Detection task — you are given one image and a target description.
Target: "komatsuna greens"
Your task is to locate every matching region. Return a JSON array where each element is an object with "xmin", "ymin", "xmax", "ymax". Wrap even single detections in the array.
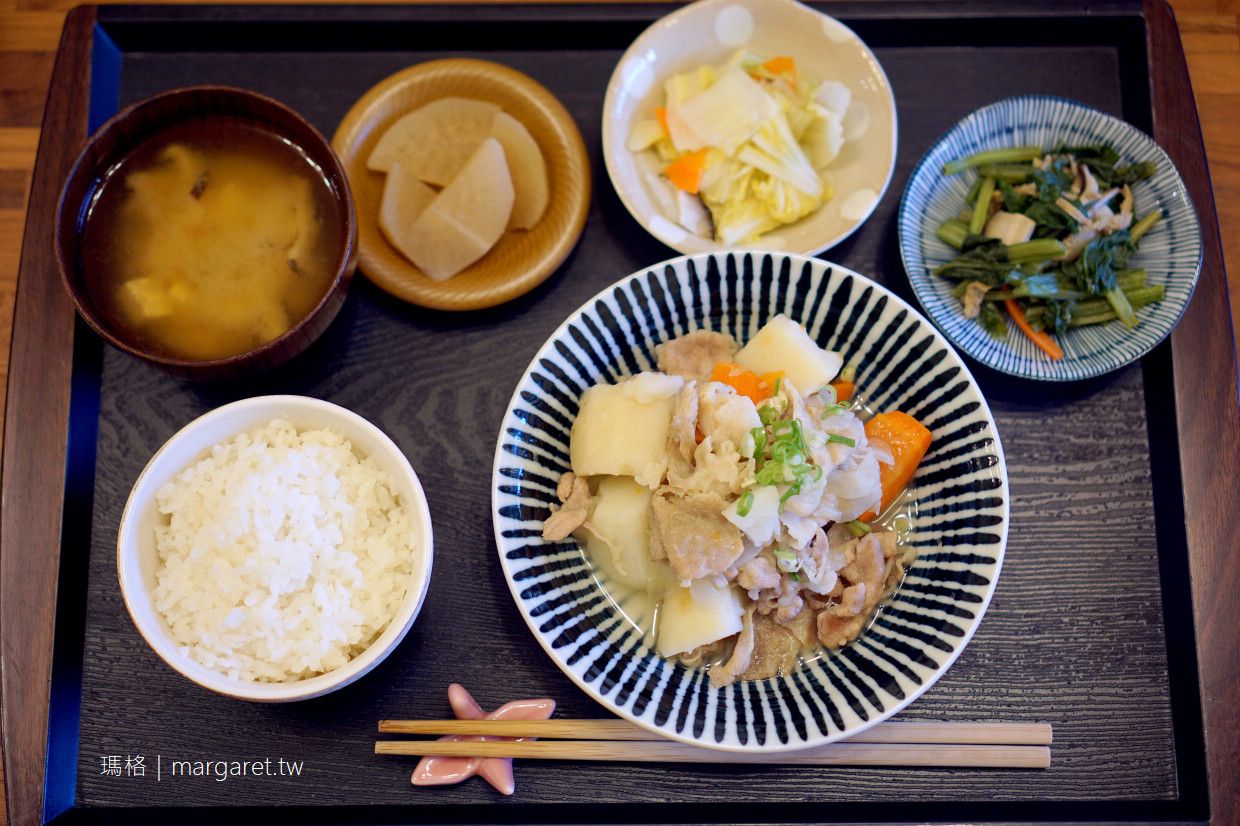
[{"xmin": 932, "ymin": 143, "xmax": 1163, "ymax": 359}]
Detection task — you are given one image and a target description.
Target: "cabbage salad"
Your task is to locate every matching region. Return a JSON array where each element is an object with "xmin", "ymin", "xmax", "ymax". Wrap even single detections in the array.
[
  {"xmin": 627, "ymin": 51, "xmax": 851, "ymax": 245},
  {"xmin": 541, "ymin": 316, "xmax": 929, "ymax": 688}
]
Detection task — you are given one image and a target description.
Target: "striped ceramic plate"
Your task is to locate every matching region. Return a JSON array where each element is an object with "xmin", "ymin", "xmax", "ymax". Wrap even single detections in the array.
[
  {"xmin": 491, "ymin": 251, "xmax": 1008, "ymax": 752},
  {"xmin": 898, "ymin": 95, "xmax": 1202, "ymax": 381}
]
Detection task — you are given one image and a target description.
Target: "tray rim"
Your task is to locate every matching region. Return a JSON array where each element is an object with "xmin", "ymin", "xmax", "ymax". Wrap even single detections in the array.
[{"xmin": 2, "ymin": 2, "xmax": 1237, "ymax": 824}]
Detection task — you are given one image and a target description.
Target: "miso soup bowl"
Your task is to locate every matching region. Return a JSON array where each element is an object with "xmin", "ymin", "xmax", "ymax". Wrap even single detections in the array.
[{"xmin": 55, "ymin": 85, "xmax": 359, "ymax": 382}]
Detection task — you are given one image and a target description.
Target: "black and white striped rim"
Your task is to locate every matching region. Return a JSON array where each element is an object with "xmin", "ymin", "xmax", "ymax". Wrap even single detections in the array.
[
  {"xmin": 898, "ymin": 95, "xmax": 1203, "ymax": 381},
  {"xmin": 491, "ymin": 251, "xmax": 1008, "ymax": 752}
]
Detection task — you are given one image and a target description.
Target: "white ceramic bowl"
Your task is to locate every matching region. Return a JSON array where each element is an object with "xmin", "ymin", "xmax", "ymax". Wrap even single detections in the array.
[
  {"xmin": 117, "ymin": 395, "xmax": 434, "ymax": 702},
  {"xmin": 492, "ymin": 251, "xmax": 1008, "ymax": 752},
  {"xmin": 601, "ymin": 0, "xmax": 898, "ymax": 256}
]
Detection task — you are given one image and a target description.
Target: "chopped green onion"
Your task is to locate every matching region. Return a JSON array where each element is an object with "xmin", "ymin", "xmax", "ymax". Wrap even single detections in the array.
[
  {"xmin": 736, "ymin": 489, "xmax": 754, "ymax": 517},
  {"xmin": 758, "ymin": 402, "xmax": 785, "ymax": 426},
  {"xmin": 771, "ymin": 441, "xmax": 800, "ymax": 464},
  {"xmin": 755, "ymin": 461, "xmax": 785, "ymax": 487},
  {"xmin": 773, "ymin": 547, "xmax": 799, "ymax": 573},
  {"xmin": 826, "ymin": 433, "xmax": 856, "ymax": 447},
  {"xmin": 769, "ymin": 418, "xmax": 800, "ymax": 439},
  {"xmin": 845, "ymin": 520, "xmax": 873, "ymax": 537},
  {"xmin": 821, "ymin": 400, "xmax": 851, "ymax": 419},
  {"xmin": 789, "ymin": 572, "xmax": 805, "ymax": 582},
  {"xmin": 749, "ymin": 399, "xmax": 828, "ymax": 513}
]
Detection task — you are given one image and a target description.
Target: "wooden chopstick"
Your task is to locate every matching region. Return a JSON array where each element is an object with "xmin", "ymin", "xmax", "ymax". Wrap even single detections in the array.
[
  {"xmin": 374, "ymin": 719, "xmax": 1052, "ymax": 768},
  {"xmin": 374, "ymin": 738, "xmax": 1050, "ymax": 768},
  {"xmin": 377, "ymin": 718, "xmax": 1052, "ymax": 746}
]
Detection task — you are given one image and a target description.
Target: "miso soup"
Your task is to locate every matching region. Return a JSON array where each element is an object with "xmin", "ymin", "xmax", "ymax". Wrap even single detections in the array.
[{"xmin": 80, "ymin": 119, "xmax": 346, "ymax": 362}]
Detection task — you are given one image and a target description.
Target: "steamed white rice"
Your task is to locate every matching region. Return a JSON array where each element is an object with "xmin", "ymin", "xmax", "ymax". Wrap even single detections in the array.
[{"xmin": 151, "ymin": 417, "xmax": 414, "ymax": 682}]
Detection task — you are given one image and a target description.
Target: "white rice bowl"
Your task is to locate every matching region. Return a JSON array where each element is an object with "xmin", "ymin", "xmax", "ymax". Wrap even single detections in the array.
[{"xmin": 118, "ymin": 395, "xmax": 434, "ymax": 702}]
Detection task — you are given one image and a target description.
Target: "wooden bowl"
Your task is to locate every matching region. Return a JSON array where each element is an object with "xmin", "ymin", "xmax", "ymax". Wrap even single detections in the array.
[
  {"xmin": 55, "ymin": 85, "xmax": 358, "ymax": 382},
  {"xmin": 332, "ymin": 59, "xmax": 591, "ymax": 311}
]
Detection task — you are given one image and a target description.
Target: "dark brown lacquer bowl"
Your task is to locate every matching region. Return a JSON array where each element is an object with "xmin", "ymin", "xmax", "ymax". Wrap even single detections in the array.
[{"xmin": 55, "ymin": 85, "xmax": 358, "ymax": 382}]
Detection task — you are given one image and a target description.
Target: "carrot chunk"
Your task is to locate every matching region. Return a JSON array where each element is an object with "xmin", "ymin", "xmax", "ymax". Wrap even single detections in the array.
[
  {"xmin": 664, "ymin": 148, "xmax": 710, "ymax": 194},
  {"xmin": 858, "ymin": 411, "xmax": 932, "ymax": 521},
  {"xmin": 762, "ymin": 56, "xmax": 797, "ymax": 80},
  {"xmin": 710, "ymin": 362, "xmax": 775, "ymax": 405},
  {"xmin": 829, "ymin": 380, "xmax": 854, "ymax": 403},
  {"xmin": 758, "ymin": 371, "xmax": 785, "ymax": 396}
]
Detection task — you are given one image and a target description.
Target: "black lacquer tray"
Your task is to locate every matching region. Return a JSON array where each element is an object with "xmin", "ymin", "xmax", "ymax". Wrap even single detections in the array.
[{"xmin": 5, "ymin": 2, "xmax": 1238, "ymax": 824}]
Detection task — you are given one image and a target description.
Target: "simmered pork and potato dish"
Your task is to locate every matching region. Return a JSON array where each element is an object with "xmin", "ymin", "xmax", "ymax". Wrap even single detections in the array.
[{"xmin": 542, "ymin": 315, "xmax": 929, "ymax": 687}]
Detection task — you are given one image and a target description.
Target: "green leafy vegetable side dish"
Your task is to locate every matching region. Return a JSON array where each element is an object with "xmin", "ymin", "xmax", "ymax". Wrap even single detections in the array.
[{"xmin": 935, "ymin": 143, "xmax": 1163, "ymax": 360}]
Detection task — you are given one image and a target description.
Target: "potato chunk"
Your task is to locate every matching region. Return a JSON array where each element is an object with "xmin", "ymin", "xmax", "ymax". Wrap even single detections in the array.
[
  {"xmin": 580, "ymin": 476, "xmax": 654, "ymax": 590},
  {"xmin": 657, "ymin": 579, "xmax": 745, "ymax": 657},
  {"xmin": 734, "ymin": 314, "xmax": 842, "ymax": 394},
  {"xmin": 569, "ymin": 372, "xmax": 683, "ymax": 485}
]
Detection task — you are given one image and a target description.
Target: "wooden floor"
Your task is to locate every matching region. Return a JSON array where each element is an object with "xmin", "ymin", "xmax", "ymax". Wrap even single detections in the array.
[{"xmin": 0, "ymin": 0, "xmax": 1238, "ymax": 823}]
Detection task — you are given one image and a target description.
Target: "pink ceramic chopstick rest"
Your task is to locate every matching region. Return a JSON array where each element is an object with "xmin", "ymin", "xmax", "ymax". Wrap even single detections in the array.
[{"xmin": 411, "ymin": 682, "xmax": 556, "ymax": 795}]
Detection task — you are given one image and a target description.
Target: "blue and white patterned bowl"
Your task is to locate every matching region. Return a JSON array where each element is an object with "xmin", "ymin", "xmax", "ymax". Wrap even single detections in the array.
[
  {"xmin": 898, "ymin": 95, "xmax": 1203, "ymax": 382},
  {"xmin": 491, "ymin": 251, "xmax": 1008, "ymax": 752}
]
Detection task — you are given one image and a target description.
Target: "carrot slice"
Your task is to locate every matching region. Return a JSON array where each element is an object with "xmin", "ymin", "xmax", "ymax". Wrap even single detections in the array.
[
  {"xmin": 757, "ymin": 371, "xmax": 785, "ymax": 393},
  {"xmin": 654, "ymin": 107, "xmax": 669, "ymax": 136},
  {"xmin": 664, "ymin": 148, "xmax": 710, "ymax": 194},
  {"xmin": 762, "ymin": 56, "xmax": 797, "ymax": 80},
  {"xmin": 858, "ymin": 411, "xmax": 932, "ymax": 522},
  {"xmin": 829, "ymin": 380, "xmax": 854, "ymax": 403},
  {"xmin": 1004, "ymin": 298, "xmax": 1064, "ymax": 360},
  {"xmin": 710, "ymin": 362, "xmax": 774, "ymax": 405}
]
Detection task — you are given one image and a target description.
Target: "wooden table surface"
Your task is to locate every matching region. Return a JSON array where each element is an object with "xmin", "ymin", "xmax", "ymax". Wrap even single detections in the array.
[{"xmin": 0, "ymin": 1, "xmax": 1237, "ymax": 824}]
